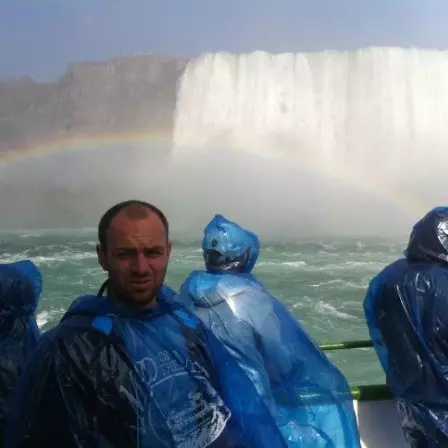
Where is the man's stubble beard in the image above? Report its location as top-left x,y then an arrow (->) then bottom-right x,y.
108,277 -> 158,309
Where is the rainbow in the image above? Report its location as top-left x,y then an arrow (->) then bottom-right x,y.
0,131 -> 172,165
0,131 -> 432,219
302,157 -> 431,218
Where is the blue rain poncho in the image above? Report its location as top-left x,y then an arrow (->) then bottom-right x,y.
364,207 -> 448,446
0,260 -> 42,444
5,283 -> 286,448
179,215 -> 361,448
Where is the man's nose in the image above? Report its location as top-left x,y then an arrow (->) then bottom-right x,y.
132,254 -> 149,274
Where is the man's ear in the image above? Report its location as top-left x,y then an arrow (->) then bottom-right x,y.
96,244 -> 108,271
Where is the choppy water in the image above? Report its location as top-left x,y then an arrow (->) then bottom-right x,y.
0,229 -> 405,386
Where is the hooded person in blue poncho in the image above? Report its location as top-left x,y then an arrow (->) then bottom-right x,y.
0,260 -> 42,444
364,206 -> 448,447
5,201 -> 285,448
178,214 -> 361,448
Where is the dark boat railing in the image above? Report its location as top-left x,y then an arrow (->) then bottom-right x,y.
319,339 -> 393,402
319,340 -> 373,351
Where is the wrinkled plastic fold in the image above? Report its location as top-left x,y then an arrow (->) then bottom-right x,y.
364,207 -> 448,446
0,260 -> 42,444
5,287 -> 286,447
180,214 -> 361,447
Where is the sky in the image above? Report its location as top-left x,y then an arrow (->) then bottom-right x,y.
0,0 -> 448,81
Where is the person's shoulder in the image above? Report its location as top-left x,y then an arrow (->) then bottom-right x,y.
40,320 -> 133,384
380,258 -> 445,288
367,259 -> 448,311
367,258 -> 410,290
215,273 -> 268,297
48,320 -> 109,348
180,271 -> 217,297
45,307 -> 121,353
182,270 -> 213,286
64,293 -> 112,316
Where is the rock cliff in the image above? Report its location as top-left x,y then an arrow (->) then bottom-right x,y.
0,53 -> 188,151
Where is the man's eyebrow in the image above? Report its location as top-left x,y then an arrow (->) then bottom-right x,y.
113,246 -> 137,252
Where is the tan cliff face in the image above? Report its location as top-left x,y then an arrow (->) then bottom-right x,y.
0,54 -> 188,151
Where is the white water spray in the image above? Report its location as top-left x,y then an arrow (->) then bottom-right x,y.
173,47 -> 448,216
5,47 -> 448,238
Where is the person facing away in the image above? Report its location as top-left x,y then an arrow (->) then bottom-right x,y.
363,206 -> 448,447
4,201 -> 286,448
178,214 -> 361,448
0,260 -> 42,445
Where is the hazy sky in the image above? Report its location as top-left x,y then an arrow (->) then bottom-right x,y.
1,0 -> 447,80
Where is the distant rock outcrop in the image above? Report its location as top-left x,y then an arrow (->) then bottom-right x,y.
0,54 -> 188,151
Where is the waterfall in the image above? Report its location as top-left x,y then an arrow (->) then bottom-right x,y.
174,48 -> 448,183
171,47 -> 448,234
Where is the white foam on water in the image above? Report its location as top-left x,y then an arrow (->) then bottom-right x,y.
315,301 -> 360,321
36,311 -> 51,328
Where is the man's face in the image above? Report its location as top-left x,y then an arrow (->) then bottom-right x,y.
97,211 -> 171,308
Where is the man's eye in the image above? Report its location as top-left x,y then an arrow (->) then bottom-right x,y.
117,252 -> 132,258
145,250 -> 162,258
